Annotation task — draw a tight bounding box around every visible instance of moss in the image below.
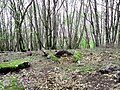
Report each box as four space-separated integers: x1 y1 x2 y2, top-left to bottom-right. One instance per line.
0 60 29 68
0 59 30 74
5 86 24 90
0 83 4 88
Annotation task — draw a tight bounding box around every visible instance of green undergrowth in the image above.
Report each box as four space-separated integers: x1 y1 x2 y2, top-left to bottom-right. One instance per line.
80 38 95 49
73 51 82 62
0 77 24 90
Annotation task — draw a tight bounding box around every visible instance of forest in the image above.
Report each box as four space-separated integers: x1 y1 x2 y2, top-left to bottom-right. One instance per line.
0 0 119 51
0 0 120 90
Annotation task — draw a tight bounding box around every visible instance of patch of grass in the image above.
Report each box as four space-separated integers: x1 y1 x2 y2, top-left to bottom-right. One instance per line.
0 77 24 90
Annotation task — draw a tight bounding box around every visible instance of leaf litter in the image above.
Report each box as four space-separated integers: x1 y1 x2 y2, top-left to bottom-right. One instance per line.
0 49 120 90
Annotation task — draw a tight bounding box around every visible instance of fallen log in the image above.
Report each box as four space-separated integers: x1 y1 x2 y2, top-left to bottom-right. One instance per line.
0 59 30 74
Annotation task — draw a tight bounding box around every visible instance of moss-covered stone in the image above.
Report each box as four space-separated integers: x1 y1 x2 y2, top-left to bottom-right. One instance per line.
0 59 30 74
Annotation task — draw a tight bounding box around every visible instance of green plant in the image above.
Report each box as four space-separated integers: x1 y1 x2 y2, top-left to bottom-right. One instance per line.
80 38 95 48
80 38 87 48
89 40 95 48
73 51 82 62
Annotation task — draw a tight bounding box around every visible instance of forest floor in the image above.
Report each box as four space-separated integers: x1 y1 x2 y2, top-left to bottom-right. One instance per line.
1 48 120 90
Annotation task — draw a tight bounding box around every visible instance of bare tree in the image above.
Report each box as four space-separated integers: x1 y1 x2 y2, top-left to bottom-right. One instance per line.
9 0 33 51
